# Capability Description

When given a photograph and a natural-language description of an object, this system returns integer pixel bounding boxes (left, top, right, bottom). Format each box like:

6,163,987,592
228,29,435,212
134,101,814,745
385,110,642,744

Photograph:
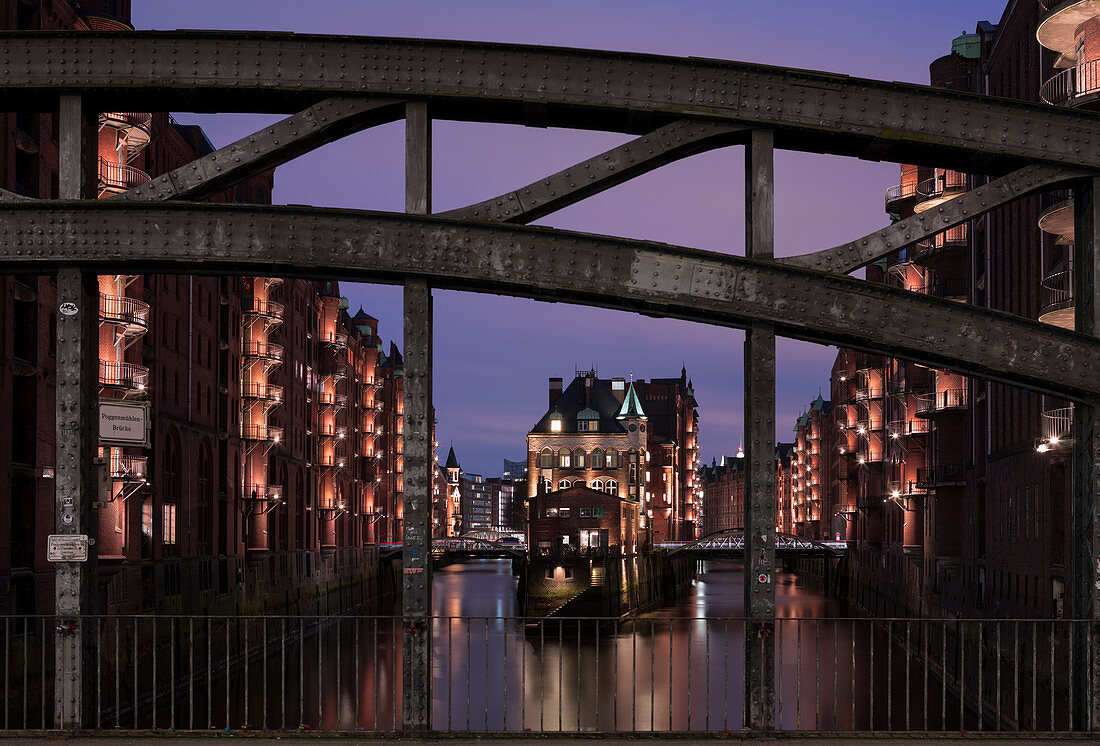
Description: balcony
98,157,150,195
914,170,967,213
1039,268,1074,330
888,419,930,438
918,278,969,302
317,455,347,470
318,392,348,410
323,364,347,381
1039,189,1075,244
241,423,283,443
854,419,884,434
241,484,283,510
853,386,883,402
1040,58,1100,110
99,293,150,335
318,425,348,439
99,360,148,393
110,452,147,481
915,388,968,417
322,330,349,349
915,464,966,489
1038,398,1074,453
244,298,285,323
856,447,883,464
242,340,283,362
887,481,927,501
242,382,284,403
884,181,918,212
913,225,968,265
99,112,152,151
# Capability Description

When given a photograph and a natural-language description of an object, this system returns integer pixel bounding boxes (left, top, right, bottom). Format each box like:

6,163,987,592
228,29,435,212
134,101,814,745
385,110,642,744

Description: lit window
558,447,571,468
559,507,571,518
163,503,177,545
574,448,586,468
551,419,562,432
591,448,604,469
558,479,570,489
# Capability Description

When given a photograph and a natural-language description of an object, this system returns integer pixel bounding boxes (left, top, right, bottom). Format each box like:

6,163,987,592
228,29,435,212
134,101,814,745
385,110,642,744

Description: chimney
584,374,592,407
611,377,626,403
549,377,563,407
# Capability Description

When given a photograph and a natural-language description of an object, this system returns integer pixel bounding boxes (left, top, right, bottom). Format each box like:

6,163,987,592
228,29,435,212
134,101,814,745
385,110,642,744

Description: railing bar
539,620,544,732
526,618,531,733
796,619,801,730
282,618,288,732
559,620,564,732
371,618,377,730
905,620,911,731
504,616,510,731
152,616,157,728
958,620,965,731
207,617,213,730
392,617,399,730
137,617,142,729
979,621,986,731
815,617,820,729
869,619,874,731
612,618,619,732
1013,622,1019,730
593,618,598,730
833,619,839,730
316,616,322,729
650,618,655,732
94,617,100,732
852,616,857,730
941,618,947,728
724,617,730,731
3,617,8,731
487,619,493,730
686,618,693,731
887,619,893,731
578,618,583,732
40,618,46,730
353,618,358,732
1066,620,1072,732
995,622,1001,731
1031,621,1036,731
668,619,673,730
243,617,249,731
632,618,638,730
1049,622,1054,731
263,618,269,732
335,619,341,732
226,619,231,730
22,618,28,730
468,613,473,730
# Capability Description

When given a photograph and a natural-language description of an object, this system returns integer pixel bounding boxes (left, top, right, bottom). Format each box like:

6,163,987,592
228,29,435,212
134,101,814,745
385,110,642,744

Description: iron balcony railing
915,170,967,200
243,298,284,320
1040,59,1100,107
914,225,968,261
884,181,918,208
99,111,152,132
98,157,150,192
323,363,348,380
918,278,970,301
853,386,883,401
1040,269,1073,316
915,464,966,488
1,614,1085,734
99,293,150,330
916,388,968,415
98,360,148,391
322,330,349,348
318,424,348,438
318,392,348,408
1042,400,1074,442
888,419,930,437
242,340,283,361
240,423,283,442
241,382,283,402
241,484,282,502
109,452,147,480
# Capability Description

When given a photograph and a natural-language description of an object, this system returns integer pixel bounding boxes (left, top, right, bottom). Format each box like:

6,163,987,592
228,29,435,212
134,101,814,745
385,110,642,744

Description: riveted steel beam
3,33,1100,171
744,129,776,730
442,121,747,223
785,164,1090,274
54,95,99,730
1072,176,1100,728
1,202,1098,399
109,97,403,203
401,102,433,731
0,187,33,201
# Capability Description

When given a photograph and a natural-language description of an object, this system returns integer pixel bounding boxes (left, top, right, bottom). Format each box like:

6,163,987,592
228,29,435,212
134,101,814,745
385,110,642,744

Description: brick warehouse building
526,368,699,544
782,0,1092,623
0,0,416,615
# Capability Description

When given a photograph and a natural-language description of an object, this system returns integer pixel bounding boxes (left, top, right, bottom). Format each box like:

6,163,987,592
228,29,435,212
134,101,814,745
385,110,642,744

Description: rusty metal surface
1,33,1100,170
0,201,1095,399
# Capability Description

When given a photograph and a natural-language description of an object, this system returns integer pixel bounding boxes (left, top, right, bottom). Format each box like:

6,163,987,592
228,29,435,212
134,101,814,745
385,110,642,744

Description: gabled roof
530,375,629,435
617,381,646,419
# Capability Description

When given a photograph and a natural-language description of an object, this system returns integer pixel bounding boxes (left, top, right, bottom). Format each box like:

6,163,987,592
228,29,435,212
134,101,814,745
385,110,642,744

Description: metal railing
1042,402,1074,442
3,614,1088,733
1040,269,1073,315
1040,59,1100,107
244,298,285,320
241,382,284,401
884,181,917,207
97,157,150,192
99,111,153,131
916,464,966,488
242,340,283,361
99,293,150,329
240,423,283,442
109,452,147,480
98,360,148,391
916,171,967,200
919,278,969,300
916,388,968,415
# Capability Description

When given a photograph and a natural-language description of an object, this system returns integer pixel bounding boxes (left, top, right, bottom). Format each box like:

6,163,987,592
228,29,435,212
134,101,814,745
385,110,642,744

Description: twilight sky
133,0,1009,476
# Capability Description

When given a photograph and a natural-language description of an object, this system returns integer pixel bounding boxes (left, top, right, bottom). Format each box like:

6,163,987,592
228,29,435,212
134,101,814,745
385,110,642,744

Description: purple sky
134,1,1009,476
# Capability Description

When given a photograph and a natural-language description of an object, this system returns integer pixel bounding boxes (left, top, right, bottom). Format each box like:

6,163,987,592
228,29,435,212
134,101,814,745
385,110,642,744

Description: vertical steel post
1072,176,1100,730
55,95,99,730
743,129,777,730
401,101,434,731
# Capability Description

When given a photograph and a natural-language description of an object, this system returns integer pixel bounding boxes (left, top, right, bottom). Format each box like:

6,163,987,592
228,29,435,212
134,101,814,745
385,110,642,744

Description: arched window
558,447,571,469
574,448,586,469
573,480,585,488
592,478,604,491
558,479,571,489
591,448,604,470
605,479,618,495
606,448,619,468
539,447,553,468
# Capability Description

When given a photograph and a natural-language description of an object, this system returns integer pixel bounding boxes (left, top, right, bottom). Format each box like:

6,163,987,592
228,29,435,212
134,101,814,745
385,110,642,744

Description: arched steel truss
663,529,843,559
3,31,1100,731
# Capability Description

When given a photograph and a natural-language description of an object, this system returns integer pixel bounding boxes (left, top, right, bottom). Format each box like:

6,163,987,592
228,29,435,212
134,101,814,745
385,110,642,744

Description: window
580,508,591,518
558,447,571,469
591,448,604,469
163,503,177,545
546,507,558,517
593,507,604,517
559,507,571,518
592,479,604,491
606,449,618,468
604,479,618,495
558,479,571,489
539,448,553,468
574,448,586,468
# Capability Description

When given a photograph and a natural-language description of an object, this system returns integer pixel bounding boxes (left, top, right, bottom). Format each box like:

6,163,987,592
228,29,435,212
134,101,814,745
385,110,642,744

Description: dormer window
577,407,599,432
549,411,564,432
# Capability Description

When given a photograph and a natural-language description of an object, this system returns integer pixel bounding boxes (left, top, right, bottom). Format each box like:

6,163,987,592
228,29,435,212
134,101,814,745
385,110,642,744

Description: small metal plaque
99,400,151,447
47,534,89,562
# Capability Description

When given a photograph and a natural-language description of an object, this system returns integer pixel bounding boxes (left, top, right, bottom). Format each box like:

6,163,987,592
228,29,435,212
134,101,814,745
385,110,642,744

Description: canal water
164,559,970,733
